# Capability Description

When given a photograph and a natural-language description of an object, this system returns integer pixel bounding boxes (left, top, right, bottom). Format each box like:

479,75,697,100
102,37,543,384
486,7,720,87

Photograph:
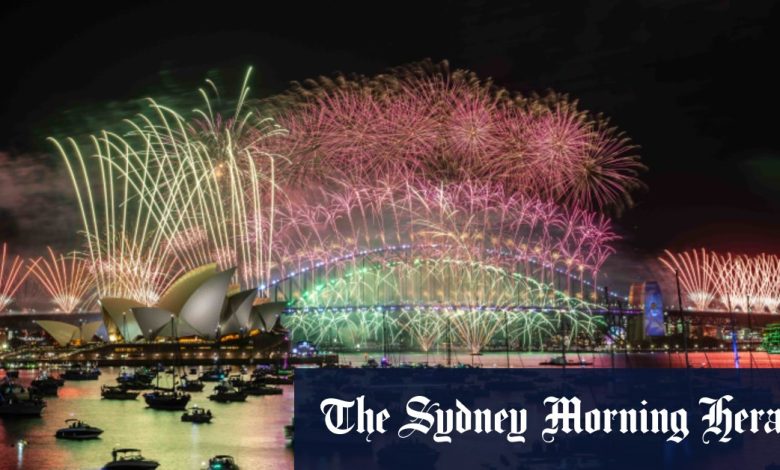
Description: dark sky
1,0,779,262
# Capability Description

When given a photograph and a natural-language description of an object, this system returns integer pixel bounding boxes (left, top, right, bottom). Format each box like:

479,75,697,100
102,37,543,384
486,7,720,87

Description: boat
0,379,46,416
199,368,228,382
102,385,140,400
33,371,64,386
251,370,294,385
117,379,151,391
30,373,62,396
539,356,593,367
102,448,159,469
284,419,294,446
55,419,103,440
181,405,212,423
361,358,380,368
208,455,239,470
179,376,205,392
257,374,293,385
143,388,191,410
117,369,155,388
143,318,192,410
227,374,246,389
243,383,283,396
63,364,100,381
208,383,247,403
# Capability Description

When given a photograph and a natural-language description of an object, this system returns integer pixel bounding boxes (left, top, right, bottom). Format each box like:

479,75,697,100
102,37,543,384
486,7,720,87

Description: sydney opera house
9,263,291,365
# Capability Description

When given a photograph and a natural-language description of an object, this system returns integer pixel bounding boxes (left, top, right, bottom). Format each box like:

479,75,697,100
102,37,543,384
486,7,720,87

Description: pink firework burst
261,61,644,213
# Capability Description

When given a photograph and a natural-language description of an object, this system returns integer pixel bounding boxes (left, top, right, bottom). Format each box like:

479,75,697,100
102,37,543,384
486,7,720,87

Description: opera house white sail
95,263,286,342
36,320,104,347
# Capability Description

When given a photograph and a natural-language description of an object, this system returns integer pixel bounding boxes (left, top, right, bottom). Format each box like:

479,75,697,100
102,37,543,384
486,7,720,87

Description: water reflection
0,369,293,469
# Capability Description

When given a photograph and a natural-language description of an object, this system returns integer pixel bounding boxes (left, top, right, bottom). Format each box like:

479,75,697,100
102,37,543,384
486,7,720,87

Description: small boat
208,383,247,403
227,374,246,389
199,368,227,382
259,374,293,385
117,374,151,385
30,374,62,396
0,380,46,416
117,369,155,388
179,376,205,392
102,385,140,400
55,419,103,440
181,405,212,423
32,372,64,387
539,356,593,367
102,448,159,469
117,379,151,391
243,383,283,396
143,388,191,410
284,419,294,445
208,455,239,470
361,358,380,368
63,364,100,381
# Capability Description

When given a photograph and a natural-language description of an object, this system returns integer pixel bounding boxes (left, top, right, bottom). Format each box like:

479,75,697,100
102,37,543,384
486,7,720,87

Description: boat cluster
0,363,294,469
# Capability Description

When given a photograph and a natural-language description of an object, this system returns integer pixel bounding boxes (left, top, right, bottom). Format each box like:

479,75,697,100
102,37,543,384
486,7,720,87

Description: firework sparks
0,243,29,311
51,69,286,295
660,249,780,312
263,60,644,213
28,248,94,313
49,63,632,353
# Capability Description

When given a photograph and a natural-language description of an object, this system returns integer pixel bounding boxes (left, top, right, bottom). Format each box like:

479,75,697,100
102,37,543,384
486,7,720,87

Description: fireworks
46,62,637,351
659,249,718,311
51,68,287,297
659,249,780,312
0,243,29,311
287,257,603,353
262,60,644,213
27,248,94,313
270,178,616,352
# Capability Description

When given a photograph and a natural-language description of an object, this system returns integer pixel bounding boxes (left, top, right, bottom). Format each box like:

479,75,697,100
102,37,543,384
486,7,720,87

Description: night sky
1,0,779,285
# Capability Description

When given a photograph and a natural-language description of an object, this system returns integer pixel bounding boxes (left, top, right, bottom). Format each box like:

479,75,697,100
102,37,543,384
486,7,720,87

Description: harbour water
0,351,769,469
0,369,293,470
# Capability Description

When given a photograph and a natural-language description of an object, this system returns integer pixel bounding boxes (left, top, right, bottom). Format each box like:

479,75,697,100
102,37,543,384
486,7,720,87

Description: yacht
199,368,228,382
181,405,212,423
116,378,151,390
101,385,140,400
0,380,46,416
63,364,100,381
208,383,247,403
251,369,294,385
227,374,246,389
179,375,205,392
102,448,159,469
243,382,283,396
143,388,191,410
208,455,239,470
30,373,62,396
55,419,103,440
539,356,593,366
117,368,156,389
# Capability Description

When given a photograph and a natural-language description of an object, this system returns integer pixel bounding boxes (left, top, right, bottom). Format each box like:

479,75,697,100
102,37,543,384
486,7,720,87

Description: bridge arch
280,250,607,353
